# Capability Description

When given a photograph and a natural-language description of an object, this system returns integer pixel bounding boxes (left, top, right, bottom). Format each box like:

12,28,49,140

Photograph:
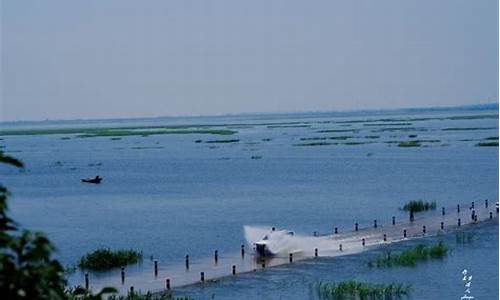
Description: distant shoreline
1,102,498,127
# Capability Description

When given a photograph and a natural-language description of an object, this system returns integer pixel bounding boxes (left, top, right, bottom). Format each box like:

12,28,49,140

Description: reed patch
368,242,448,268
78,248,143,271
318,280,411,299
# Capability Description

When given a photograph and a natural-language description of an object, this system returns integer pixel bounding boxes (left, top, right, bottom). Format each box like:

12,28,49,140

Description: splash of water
244,225,366,257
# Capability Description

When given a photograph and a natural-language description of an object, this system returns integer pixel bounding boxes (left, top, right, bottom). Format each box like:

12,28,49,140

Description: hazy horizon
2,0,498,122
1,102,497,125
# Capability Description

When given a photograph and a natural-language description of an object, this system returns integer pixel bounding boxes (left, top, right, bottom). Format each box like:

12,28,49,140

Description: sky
1,0,498,121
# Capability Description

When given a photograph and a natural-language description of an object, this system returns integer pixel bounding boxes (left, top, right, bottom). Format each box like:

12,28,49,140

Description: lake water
1,107,498,299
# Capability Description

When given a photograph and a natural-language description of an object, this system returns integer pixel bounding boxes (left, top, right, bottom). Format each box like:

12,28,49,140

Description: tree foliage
0,151,68,299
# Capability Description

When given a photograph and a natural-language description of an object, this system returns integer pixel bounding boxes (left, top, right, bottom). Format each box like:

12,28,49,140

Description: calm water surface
1,108,498,299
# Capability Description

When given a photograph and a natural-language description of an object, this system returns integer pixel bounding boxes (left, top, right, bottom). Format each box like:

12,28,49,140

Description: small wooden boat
81,176,102,184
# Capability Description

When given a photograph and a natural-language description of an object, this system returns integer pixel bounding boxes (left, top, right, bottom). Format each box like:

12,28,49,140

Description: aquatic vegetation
368,242,448,268
398,141,420,147
294,142,337,146
300,137,328,141
79,129,237,138
372,127,427,132
476,141,498,147
363,123,412,126
267,124,311,128
402,200,436,212
475,136,499,146
0,127,237,137
442,127,497,131
400,114,497,122
300,136,353,141
329,136,353,140
318,280,411,299
331,114,498,126
343,141,372,145
205,139,240,143
395,139,439,147
78,248,143,271
446,114,498,120
317,129,359,133
227,125,254,129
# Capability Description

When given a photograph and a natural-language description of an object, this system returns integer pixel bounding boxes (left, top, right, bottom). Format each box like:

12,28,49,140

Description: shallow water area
1,107,498,299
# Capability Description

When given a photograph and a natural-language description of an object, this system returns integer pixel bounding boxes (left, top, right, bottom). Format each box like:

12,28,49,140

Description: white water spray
244,225,367,257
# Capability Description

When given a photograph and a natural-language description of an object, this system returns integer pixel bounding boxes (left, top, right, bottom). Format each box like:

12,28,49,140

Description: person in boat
81,175,102,183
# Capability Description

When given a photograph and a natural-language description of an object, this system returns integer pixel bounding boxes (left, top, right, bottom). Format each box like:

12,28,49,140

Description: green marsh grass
317,129,359,133
368,242,448,268
363,123,412,126
300,137,328,141
372,127,427,132
402,200,436,212
78,248,143,271
329,136,353,140
395,139,439,147
476,141,498,147
267,124,311,128
318,280,411,299
205,139,240,143
343,141,372,145
442,127,497,131
0,127,237,137
300,136,353,141
446,114,498,120
398,141,420,147
294,142,337,147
